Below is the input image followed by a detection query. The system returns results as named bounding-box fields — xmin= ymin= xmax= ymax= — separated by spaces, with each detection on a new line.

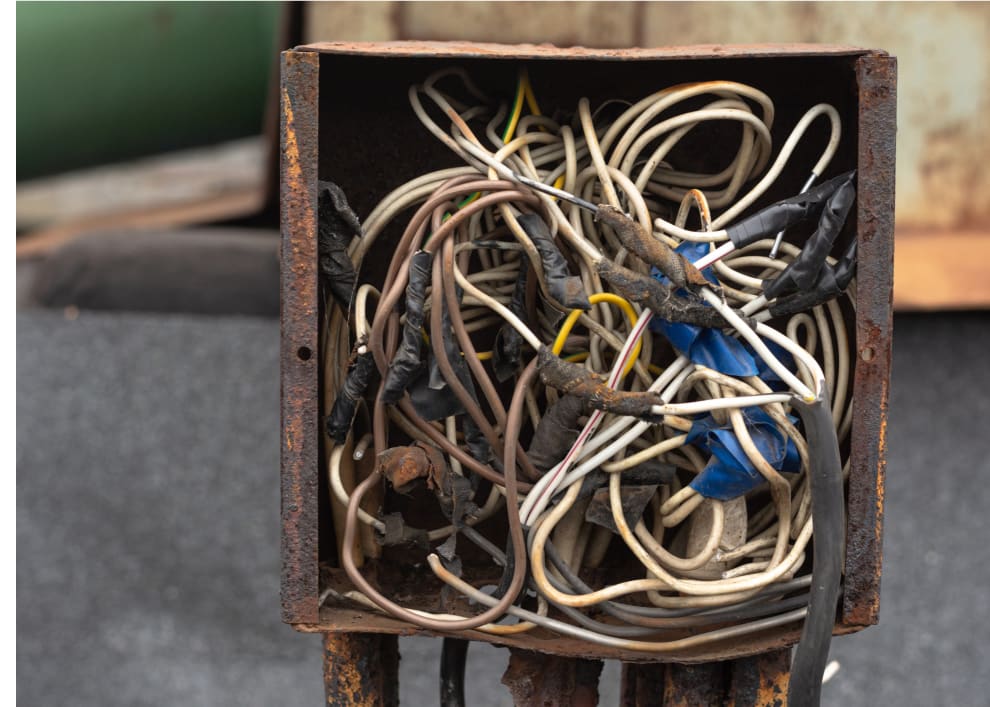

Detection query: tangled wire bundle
xmin=320 ymin=67 xmax=857 ymax=704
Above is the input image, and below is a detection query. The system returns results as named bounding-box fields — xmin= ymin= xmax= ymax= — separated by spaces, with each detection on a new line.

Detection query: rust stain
xmin=917 ymin=122 xmax=990 ymax=230
xmin=726 ymin=648 xmax=790 ymax=706
xmin=323 ymin=633 xmax=399 ymax=706
xmin=281 ymin=49 xmax=322 ymax=625
xmin=662 ymin=662 xmax=726 ymax=706
xmin=282 ymin=88 xmax=298 ymax=172
xmin=597 ymin=204 xmax=709 ymax=291
xmin=841 ymin=52 xmax=896 ymax=628
xmin=502 ymin=648 xmax=603 ymax=707
xmin=378 ymin=445 xmax=431 ymax=493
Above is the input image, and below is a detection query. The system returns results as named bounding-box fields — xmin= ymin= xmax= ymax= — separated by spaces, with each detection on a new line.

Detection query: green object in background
xmin=16 ymin=2 xmax=281 ymax=181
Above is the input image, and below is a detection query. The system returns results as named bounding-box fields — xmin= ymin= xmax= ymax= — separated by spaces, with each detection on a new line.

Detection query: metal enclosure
xmin=280 ymin=41 xmax=895 ymax=662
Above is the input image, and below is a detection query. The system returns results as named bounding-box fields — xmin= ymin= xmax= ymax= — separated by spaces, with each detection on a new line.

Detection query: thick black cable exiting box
xmin=439 ymin=638 xmax=469 ymax=707
xmin=788 ymin=390 xmax=845 ymax=706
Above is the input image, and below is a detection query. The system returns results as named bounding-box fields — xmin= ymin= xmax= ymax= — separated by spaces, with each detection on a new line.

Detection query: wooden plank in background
xmin=16 ymin=138 xmax=267 ymax=260
xmin=893 ymin=230 xmax=990 ymax=310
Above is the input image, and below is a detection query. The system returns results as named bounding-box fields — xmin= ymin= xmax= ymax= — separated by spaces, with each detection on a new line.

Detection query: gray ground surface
xmin=17 ymin=308 xmax=990 ymax=706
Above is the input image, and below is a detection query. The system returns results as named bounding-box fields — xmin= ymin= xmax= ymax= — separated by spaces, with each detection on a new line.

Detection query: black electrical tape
xmin=763 ymin=173 xmax=857 ymax=300
xmin=788 ymin=390 xmax=845 ymax=707
xmin=463 ymin=417 xmax=494 ymax=466
xmin=493 ymin=266 xmax=528 ymax=382
xmin=378 ymin=512 xmax=430 ymax=549
xmin=408 ymin=365 xmax=466 ymax=421
xmin=526 ymin=394 xmax=585 ymax=472
xmin=429 ymin=280 xmax=472 ymax=392
xmin=325 ymin=350 xmax=375 ymax=444
xmin=422 ymin=281 xmax=479 ymax=420
xmin=576 ymin=460 xmax=675 ymax=501
xmin=517 ymin=212 xmax=591 ymax=310
xmin=725 ymin=171 xmax=856 ymax=250
xmin=768 ymin=239 xmax=857 ymax=318
xmin=381 ymin=250 xmax=431 ymax=404
xmin=832 ymin=238 xmax=857 ymax=291
xmin=317 ymin=181 xmax=361 ymax=309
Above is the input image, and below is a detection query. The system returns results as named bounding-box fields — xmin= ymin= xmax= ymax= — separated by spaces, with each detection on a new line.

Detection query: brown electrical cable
xmin=380 ymin=176 xmax=500 ymax=294
xmin=340 ymin=360 xmax=531 ymax=631
xmin=369 ymin=292 xmax=533 ymax=492
xmin=368 ymin=179 xmax=522 ymax=375
xmin=438 ymin=236 xmax=543 ymax=481
xmin=367 ymin=181 xmax=544 ymax=480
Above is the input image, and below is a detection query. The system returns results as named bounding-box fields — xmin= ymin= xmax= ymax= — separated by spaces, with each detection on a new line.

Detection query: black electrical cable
xmin=787 ymin=390 xmax=845 ymax=707
xmin=439 ymin=638 xmax=468 ymax=707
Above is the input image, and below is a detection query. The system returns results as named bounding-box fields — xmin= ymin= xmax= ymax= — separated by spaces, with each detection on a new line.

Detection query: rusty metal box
xmin=280 ymin=41 xmax=895 ymax=662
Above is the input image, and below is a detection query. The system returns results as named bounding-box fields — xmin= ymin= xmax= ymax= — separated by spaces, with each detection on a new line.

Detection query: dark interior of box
xmin=312 ymin=51 xmax=862 ymax=648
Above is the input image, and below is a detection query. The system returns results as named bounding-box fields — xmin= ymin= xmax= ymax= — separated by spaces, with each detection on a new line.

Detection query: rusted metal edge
xmin=503 ymin=649 xmax=603 ymax=707
xmin=292 ymin=607 xmax=862 ymax=664
xmin=619 ymin=648 xmax=792 ymax=706
xmin=281 ymin=49 xmax=321 ymax=624
xmin=323 ymin=633 xmax=400 ymax=707
xmin=294 ymin=40 xmax=878 ymax=61
xmin=843 ymin=52 xmax=897 ymax=628
xmin=726 ymin=648 xmax=791 ymax=707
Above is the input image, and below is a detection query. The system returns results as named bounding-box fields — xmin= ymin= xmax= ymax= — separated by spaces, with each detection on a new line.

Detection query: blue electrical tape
xmin=686 ymin=407 xmax=801 ymax=500
xmin=649 ymin=242 xmax=758 ymax=377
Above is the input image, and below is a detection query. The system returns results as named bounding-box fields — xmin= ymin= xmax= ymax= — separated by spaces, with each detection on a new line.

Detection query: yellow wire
xmin=520 ymin=68 xmax=542 ymax=116
xmin=552 ymin=293 xmax=643 ymax=377
xmin=423 ymin=331 xmax=494 ymax=361
xmin=443 ymin=73 xmax=526 ymax=222
xmin=503 ymin=74 xmax=526 ymax=143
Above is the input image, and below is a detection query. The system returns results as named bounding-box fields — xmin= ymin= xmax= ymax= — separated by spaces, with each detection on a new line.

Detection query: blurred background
xmin=16 ymin=2 xmax=990 ymax=706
